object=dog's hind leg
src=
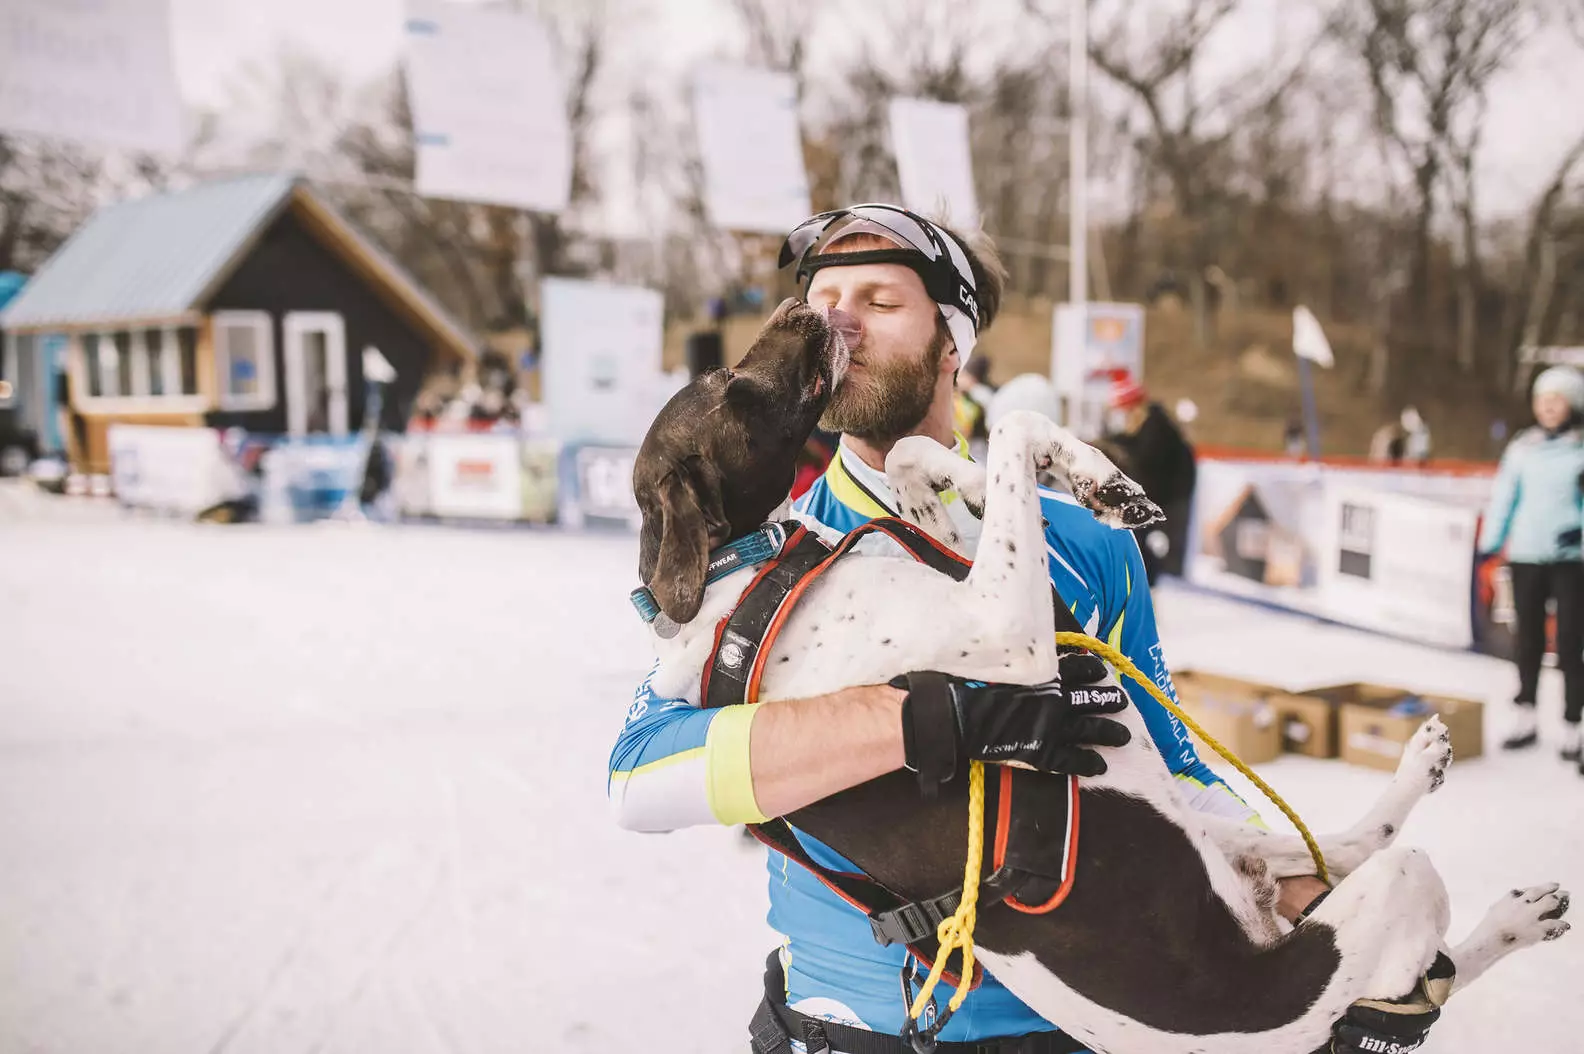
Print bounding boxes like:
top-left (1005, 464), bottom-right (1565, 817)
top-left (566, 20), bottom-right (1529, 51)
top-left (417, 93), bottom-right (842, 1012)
top-left (1200, 716), bottom-right (1456, 882)
top-left (1446, 883), bottom-right (1571, 996)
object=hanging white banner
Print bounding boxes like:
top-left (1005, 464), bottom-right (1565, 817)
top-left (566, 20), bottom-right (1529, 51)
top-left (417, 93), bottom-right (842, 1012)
top-left (691, 63), bottom-right (811, 234)
top-left (0, 0), bottom-right (184, 153)
top-left (888, 97), bottom-right (979, 226)
top-left (403, 0), bottom-right (571, 212)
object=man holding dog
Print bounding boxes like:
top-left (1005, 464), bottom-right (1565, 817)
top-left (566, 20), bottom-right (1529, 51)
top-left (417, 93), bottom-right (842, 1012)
top-left (610, 205), bottom-right (1441, 1054)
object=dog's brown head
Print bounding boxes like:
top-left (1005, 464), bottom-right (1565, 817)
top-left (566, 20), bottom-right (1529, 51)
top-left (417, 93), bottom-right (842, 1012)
top-left (634, 298), bottom-right (854, 624)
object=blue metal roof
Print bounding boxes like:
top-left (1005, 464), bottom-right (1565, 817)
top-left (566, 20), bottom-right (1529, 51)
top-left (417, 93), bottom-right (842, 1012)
top-left (0, 172), bottom-right (297, 331)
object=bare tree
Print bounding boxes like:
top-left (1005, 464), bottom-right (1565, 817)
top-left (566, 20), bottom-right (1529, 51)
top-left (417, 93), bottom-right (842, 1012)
top-left (733, 0), bottom-right (824, 99)
top-left (1336, 0), bottom-right (1536, 388)
top-left (1046, 0), bottom-right (1316, 345)
top-left (1500, 129), bottom-right (1584, 388)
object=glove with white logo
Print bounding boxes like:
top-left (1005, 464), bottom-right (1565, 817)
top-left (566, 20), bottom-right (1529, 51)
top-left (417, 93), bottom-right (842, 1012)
top-left (893, 649), bottom-right (1131, 797)
top-left (1323, 952), bottom-right (1454, 1054)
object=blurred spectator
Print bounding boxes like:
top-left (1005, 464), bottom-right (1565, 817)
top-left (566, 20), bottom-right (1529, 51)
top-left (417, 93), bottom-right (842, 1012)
top-left (790, 427), bottom-right (838, 501)
top-left (1101, 372), bottom-right (1197, 584)
top-left (1283, 418), bottom-right (1306, 458)
top-left (1368, 418), bottom-right (1407, 464)
top-left (1477, 365), bottom-right (1584, 766)
top-left (983, 373), bottom-right (1061, 433)
top-left (1401, 405), bottom-right (1432, 464)
top-left (953, 354), bottom-right (996, 458)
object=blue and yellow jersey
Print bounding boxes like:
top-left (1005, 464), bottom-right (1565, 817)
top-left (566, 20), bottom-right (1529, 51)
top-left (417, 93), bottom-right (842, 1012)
top-left (608, 439), bottom-right (1255, 1043)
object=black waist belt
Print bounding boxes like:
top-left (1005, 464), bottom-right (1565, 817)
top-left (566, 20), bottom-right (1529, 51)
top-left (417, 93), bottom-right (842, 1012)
top-left (750, 951), bottom-right (1088, 1054)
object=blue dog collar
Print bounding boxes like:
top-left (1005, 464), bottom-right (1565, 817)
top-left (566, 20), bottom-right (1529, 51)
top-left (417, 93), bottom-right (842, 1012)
top-left (630, 522), bottom-right (789, 624)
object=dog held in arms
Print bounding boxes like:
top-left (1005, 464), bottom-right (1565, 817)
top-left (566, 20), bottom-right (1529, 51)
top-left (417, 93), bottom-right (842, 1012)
top-left (633, 298), bottom-right (1571, 1053)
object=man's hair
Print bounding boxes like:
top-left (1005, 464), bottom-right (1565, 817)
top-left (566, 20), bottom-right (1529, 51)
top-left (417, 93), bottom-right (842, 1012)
top-left (817, 215), bottom-right (1008, 332)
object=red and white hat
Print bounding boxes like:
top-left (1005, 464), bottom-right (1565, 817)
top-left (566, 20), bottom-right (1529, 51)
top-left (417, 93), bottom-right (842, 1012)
top-left (1108, 370), bottom-right (1147, 410)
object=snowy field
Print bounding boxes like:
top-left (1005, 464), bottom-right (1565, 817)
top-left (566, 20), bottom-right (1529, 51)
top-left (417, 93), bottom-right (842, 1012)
top-left (1, 483), bottom-right (1580, 1053)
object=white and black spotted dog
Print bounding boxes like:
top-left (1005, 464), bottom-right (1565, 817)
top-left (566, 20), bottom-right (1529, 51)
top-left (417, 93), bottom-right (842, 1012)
top-left (632, 298), bottom-right (1571, 1053)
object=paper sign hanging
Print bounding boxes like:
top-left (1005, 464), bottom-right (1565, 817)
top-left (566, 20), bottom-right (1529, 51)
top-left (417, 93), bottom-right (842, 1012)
top-left (691, 63), bottom-right (811, 234)
top-left (403, 0), bottom-right (572, 212)
top-left (889, 97), bottom-right (979, 225)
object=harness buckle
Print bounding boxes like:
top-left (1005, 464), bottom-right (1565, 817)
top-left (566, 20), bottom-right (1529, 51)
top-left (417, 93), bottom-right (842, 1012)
top-left (869, 890), bottom-right (962, 946)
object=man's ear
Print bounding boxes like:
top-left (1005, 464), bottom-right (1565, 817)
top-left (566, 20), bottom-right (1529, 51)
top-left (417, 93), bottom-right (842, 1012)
top-left (639, 465), bottom-right (727, 624)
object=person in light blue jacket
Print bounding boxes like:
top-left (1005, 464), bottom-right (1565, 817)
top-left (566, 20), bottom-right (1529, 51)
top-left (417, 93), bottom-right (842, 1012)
top-left (1478, 365), bottom-right (1584, 765)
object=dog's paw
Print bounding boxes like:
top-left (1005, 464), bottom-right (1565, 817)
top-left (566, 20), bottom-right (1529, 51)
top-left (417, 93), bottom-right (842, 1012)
top-left (1477, 883), bottom-right (1572, 950)
top-left (1080, 471), bottom-right (1163, 529)
top-left (1396, 716), bottom-right (1453, 794)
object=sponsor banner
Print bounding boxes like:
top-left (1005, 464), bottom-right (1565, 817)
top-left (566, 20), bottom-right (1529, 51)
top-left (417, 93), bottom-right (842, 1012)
top-left (539, 277), bottom-right (680, 448)
top-left (108, 425), bottom-right (246, 514)
top-left (1185, 458), bottom-right (1495, 649)
top-left (1317, 487), bottom-right (1480, 650)
top-left (557, 442), bottom-right (640, 529)
top-left (1185, 458), bottom-right (1330, 616)
top-left (425, 432), bottom-right (523, 520)
top-left (1051, 302), bottom-right (1145, 440)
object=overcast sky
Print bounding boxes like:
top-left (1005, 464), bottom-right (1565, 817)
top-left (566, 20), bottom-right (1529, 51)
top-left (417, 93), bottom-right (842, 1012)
top-left (164, 0), bottom-right (1584, 224)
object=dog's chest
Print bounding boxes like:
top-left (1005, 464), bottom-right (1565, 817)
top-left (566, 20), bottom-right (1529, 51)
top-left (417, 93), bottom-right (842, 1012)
top-left (754, 558), bottom-right (1012, 703)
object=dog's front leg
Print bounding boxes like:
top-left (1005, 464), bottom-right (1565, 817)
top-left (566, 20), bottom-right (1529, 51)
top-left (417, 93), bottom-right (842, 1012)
top-left (1202, 717), bottom-right (1456, 882)
top-left (885, 437), bottom-right (987, 557)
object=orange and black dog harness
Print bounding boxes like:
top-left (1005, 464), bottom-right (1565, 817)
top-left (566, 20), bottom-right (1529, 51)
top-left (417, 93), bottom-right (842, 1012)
top-left (699, 517), bottom-right (1087, 989)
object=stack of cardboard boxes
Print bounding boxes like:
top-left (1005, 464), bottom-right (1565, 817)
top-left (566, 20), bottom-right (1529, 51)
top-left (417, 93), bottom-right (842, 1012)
top-left (1171, 671), bottom-right (1485, 772)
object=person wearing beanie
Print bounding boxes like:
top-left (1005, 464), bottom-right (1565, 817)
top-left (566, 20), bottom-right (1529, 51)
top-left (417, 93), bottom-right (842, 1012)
top-left (1101, 371), bottom-right (1197, 585)
top-left (1478, 364), bottom-right (1584, 768)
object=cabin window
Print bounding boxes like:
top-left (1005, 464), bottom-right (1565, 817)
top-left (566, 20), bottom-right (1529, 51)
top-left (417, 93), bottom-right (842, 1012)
top-left (78, 326), bottom-right (205, 407)
top-left (143, 326), bottom-right (200, 397)
top-left (214, 311), bottom-right (276, 411)
top-left (109, 331), bottom-right (134, 397)
top-left (0, 332), bottom-right (15, 404)
top-left (129, 328), bottom-right (156, 395)
top-left (83, 333), bottom-right (107, 397)
top-left (174, 327), bottom-right (199, 395)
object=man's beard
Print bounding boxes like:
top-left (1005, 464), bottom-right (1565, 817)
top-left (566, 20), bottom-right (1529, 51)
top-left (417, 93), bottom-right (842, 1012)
top-left (819, 325), bottom-right (947, 442)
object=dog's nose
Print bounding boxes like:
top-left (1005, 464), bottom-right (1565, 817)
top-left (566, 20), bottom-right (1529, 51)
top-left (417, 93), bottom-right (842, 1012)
top-left (824, 305), bottom-right (863, 350)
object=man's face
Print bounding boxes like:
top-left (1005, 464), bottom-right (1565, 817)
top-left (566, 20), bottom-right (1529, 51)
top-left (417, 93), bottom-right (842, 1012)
top-left (805, 261), bottom-right (955, 441)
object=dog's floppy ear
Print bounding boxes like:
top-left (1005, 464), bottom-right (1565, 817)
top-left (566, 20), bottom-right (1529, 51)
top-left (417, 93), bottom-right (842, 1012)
top-left (641, 464), bottom-right (726, 624)
top-left (724, 371), bottom-right (771, 407)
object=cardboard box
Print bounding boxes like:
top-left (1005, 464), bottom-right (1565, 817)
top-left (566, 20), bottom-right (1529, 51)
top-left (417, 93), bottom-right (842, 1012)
top-left (1176, 671), bottom-right (1340, 759)
top-left (1173, 671), bottom-right (1282, 766)
top-left (1306, 682), bottom-right (1486, 772)
top-left (1273, 693), bottom-right (1340, 759)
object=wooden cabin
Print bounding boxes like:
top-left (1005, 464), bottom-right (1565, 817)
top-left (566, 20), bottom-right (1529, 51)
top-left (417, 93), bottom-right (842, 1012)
top-left (0, 172), bottom-right (475, 472)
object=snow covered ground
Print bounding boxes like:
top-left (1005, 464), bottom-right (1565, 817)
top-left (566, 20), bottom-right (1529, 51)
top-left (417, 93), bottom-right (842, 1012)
top-left (1, 487), bottom-right (1579, 1053)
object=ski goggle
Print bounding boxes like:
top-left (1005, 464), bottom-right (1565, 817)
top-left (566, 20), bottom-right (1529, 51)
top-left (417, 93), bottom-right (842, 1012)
top-left (777, 204), bottom-right (982, 360)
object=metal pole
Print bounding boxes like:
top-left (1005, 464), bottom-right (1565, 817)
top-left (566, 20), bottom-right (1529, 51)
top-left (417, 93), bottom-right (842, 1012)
top-left (1069, 0), bottom-right (1089, 308)
top-left (1298, 356), bottom-right (1322, 459)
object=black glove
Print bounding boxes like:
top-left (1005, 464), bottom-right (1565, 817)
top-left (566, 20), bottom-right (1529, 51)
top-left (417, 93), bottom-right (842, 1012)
top-left (1327, 1003), bottom-right (1440, 1054)
top-left (893, 650), bottom-right (1131, 797)
top-left (1324, 952), bottom-right (1455, 1054)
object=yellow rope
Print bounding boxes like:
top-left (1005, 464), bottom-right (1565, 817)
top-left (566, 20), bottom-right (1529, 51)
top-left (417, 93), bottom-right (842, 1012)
top-left (904, 632), bottom-right (1329, 1034)
top-left (1052, 631), bottom-right (1329, 884)
top-left (907, 758), bottom-right (986, 1022)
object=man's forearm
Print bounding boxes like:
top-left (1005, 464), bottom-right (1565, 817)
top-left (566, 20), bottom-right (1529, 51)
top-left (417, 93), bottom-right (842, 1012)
top-left (749, 685), bottom-right (908, 818)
